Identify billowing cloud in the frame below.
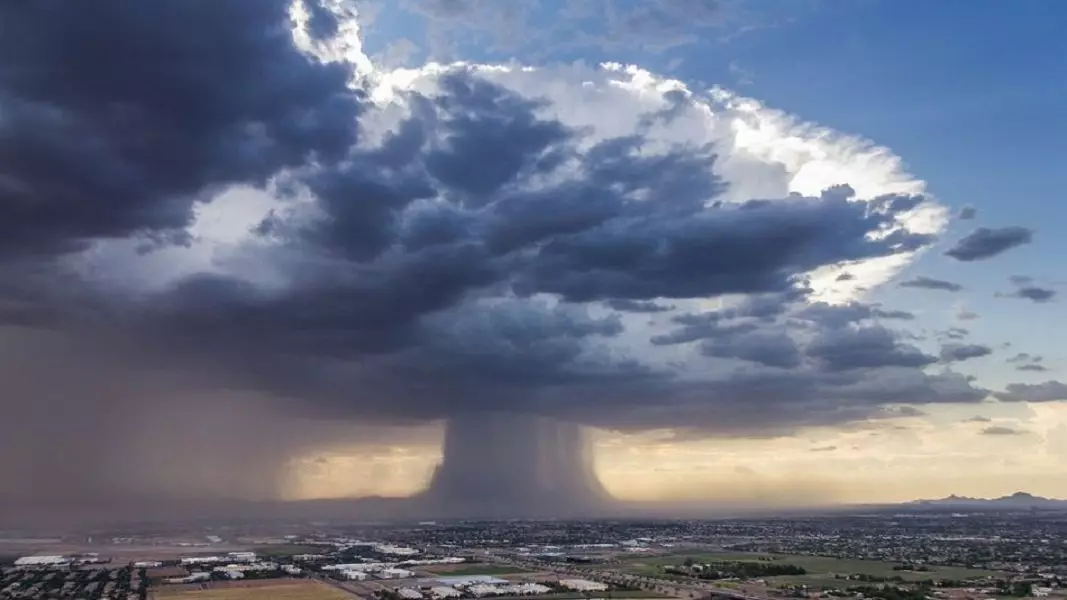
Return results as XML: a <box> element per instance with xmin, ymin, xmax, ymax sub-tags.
<box><xmin>899</xmin><ymin>276</ymin><xmax>963</xmax><ymax>292</ymax></box>
<box><xmin>0</xmin><ymin>0</ymin><xmax>360</xmax><ymax>259</ymax></box>
<box><xmin>945</xmin><ymin>226</ymin><xmax>1033</xmax><ymax>261</ymax></box>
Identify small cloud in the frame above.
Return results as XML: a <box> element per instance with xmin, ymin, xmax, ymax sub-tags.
<box><xmin>957</xmin><ymin>205</ymin><xmax>977</xmax><ymax>220</ymax></box>
<box><xmin>940</xmin><ymin>343</ymin><xmax>992</xmax><ymax>363</ymax></box>
<box><xmin>899</xmin><ymin>276</ymin><xmax>963</xmax><ymax>292</ymax></box>
<box><xmin>1007</xmin><ymin>353</ymin><xmax>1040</xmax><ymax>363</ymax></box>
<box><xmin>1005</xmin><ymin>286</ymin><xmax>1057</xmax><ymax>303</ymax></box>
<box><xmin>810</xmin><ymin>445</ymin><xmax>837</xmax><ymax>452</ymax></box>
<box><xmin>1017</xmin><ymin>364</ymin><xmax>1049</xmax><ymax>372</ymax></box>
<box><xmin>963</xmin><ymin>416</ymin><xmax>992</xmax><ymax>423</ymax></box>
<box><xmin>994</xmin><ymin>381</ymin><xmax>1067</xmax><ymax>403</ymax></box>
<box><xmin>1009</xmin><ymin>274</ymin><xmax>1033</xmax><ymax>286</ymax></box>
<box><xmin>945</xmin><ymin>226</ymin><xmax>1033</xmax><ymax>261</ymax></box>
<box><xmin>835</xmin><ymin>272</ymin><xmax>855</xmax><ymax>281</ymax></box>
<box><xmin>887</xmin><ymin>405</ymin><xmax>926</xmax><ymax>418</ymax></box>
<box><xmin>981</xmin><ymin>425</ymin><xmax>1026</xmax><ymax>436</ymax></box>
<box><xmin>938</xmin><ymin>327</ymin><xmax>969</xmax><ymax>341</ymax></box>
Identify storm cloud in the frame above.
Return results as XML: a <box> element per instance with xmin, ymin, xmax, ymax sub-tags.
<box><xmin>0</xmin><ymin>0</ymin><xmax>1006</xmax><ymax>518</ymax></box>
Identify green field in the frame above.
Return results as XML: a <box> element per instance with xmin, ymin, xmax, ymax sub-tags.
<box><xmin>621</xmin><ymin>551</ymin><xmax>997</xmax><ymax>588</ymax></box>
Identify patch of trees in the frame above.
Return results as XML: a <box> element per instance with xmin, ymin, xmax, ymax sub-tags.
<box><xmin>668</xmin><ymin>561</ymin><xmax>806</xmax><ymax>580</ymax></box>
<box><xmin>893</xmin><ymin>565</ymin><xmax>931</xmax><ymax>572</ymax></box>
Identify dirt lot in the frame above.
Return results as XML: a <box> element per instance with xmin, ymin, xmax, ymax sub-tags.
<box><xmin>152</xmin><ymin>580</ymin><xmax>353</xmax><ymax>600</ymax></box>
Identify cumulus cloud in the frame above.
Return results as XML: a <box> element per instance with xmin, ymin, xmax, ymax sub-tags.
<box><xmin>945</xmin><ymin>226</ymin><xmax>1033</xmax><ymax>261</ymax></box>
<box><xmin>899</xmin><ymin>276</ymin><xmax>963</xmax><ymax>292</ymax></box>
<box><xmin>0</xmin><ymin>0</ymin><xmax>999</xmax><ymax>516</ymax></box>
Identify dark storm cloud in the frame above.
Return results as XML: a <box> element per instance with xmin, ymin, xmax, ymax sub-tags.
<box><xmin>939</xmin><ymin>343</ymin><xmax>992</xmax><ymax>362</ymax></box>
<box><xmin>899</xmin><ymin>276</ymin><xmax>963</xmax><ymax>292</ymax></box>
<box><xmin>958</xmin><ymin>205</ymin><xmax>977</xmax><ymax>220</ymax></box>
<box><xmin>994</xmin><ymin>381</ymin><xmax>1067</xmax><ymax>403</ymax></box>
<box><xmin>944</xmin><ymin>226</ymin><xmax>1033</xmax><ymax>261</ymax></box>
<box><xmin>981</xmin><ymin>425</ymin><xmax>1026</xmax><ymax>436</ymax></box>
<box><xmin>0</xmin><ymin>0</ymin><xmax>359</xmax><ymax>258</ymax></box>
<box><xmin>806</xmin><ymin>326</ymin><xmax>936</xmax><ymax>371</ymax></box>
<box><xmin>606</xmin><ymin>299</ymin><xmax>675</xmax><ymax>313</ymax></box>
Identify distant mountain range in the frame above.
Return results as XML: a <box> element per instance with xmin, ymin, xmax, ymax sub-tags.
<box><xmin>903</xmin><ymin>491</ymin><xmax>1067</xmax><ymax>510</ymax></box>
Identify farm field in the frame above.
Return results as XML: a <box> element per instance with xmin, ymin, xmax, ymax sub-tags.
<box><xmin>620</xmin><ymin>551</ymin><xmax>998</xmax><ymax>587</ymax></box>
<box><xmin>420</xmin><ymin>563</ymin><xmax>532</xmax><ymax>575</ymax></box>
<box><xmin>253</xmin><ymin>544</ymin><xmax>331</xmax><ymax>557</ymax></box>
<box><xmin>153</xmin><ymin>581</ymin><xmax>352</xmax><ymax>600</ymax></box>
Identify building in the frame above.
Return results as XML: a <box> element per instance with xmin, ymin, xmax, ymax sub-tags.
<box><xmin>380</xmin><ymin>568</ymin><xmax>416</xmax><ymax>579</ymax></box>
<box><xmin>340</xmin><ymin>570</ymin><xmax>369</xmax><ymax>581</ymax></box>
<box><xmin>14</xmin><ymin>556</ymin><xmax>69</xmax><ymax>567</ymax></box>
<box><xmin>398</xmin><ymin>588</ymin><xmax>423</xmax><ymax>599</ymax></box>
<box><xmin>226</xmin><ymin>552</ymin><xmax>257</xmax><ymax>562</ymax></box>
<box><xmin>514</xmin><ymin>583</ymin><xmax>552</xmax><ymax>595</ymax></box>
<box><xmin>181</xmin><ymin>556</ymin><xmax>222</xmax><ymax>565</ymax></box>
<box><xmin>467</xmin><ymin>584</ymin><xmax>502</xmax><ymax>597</ymax></box>
<box><xmin>559</xmin><ymin>579</ymin><xmax>608</xmax><ymax>592</ymax></box>
<box><xmin>430</xmin><ymin>587</ymin><xmax>462</xmax><ymax>598</ymax></box>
